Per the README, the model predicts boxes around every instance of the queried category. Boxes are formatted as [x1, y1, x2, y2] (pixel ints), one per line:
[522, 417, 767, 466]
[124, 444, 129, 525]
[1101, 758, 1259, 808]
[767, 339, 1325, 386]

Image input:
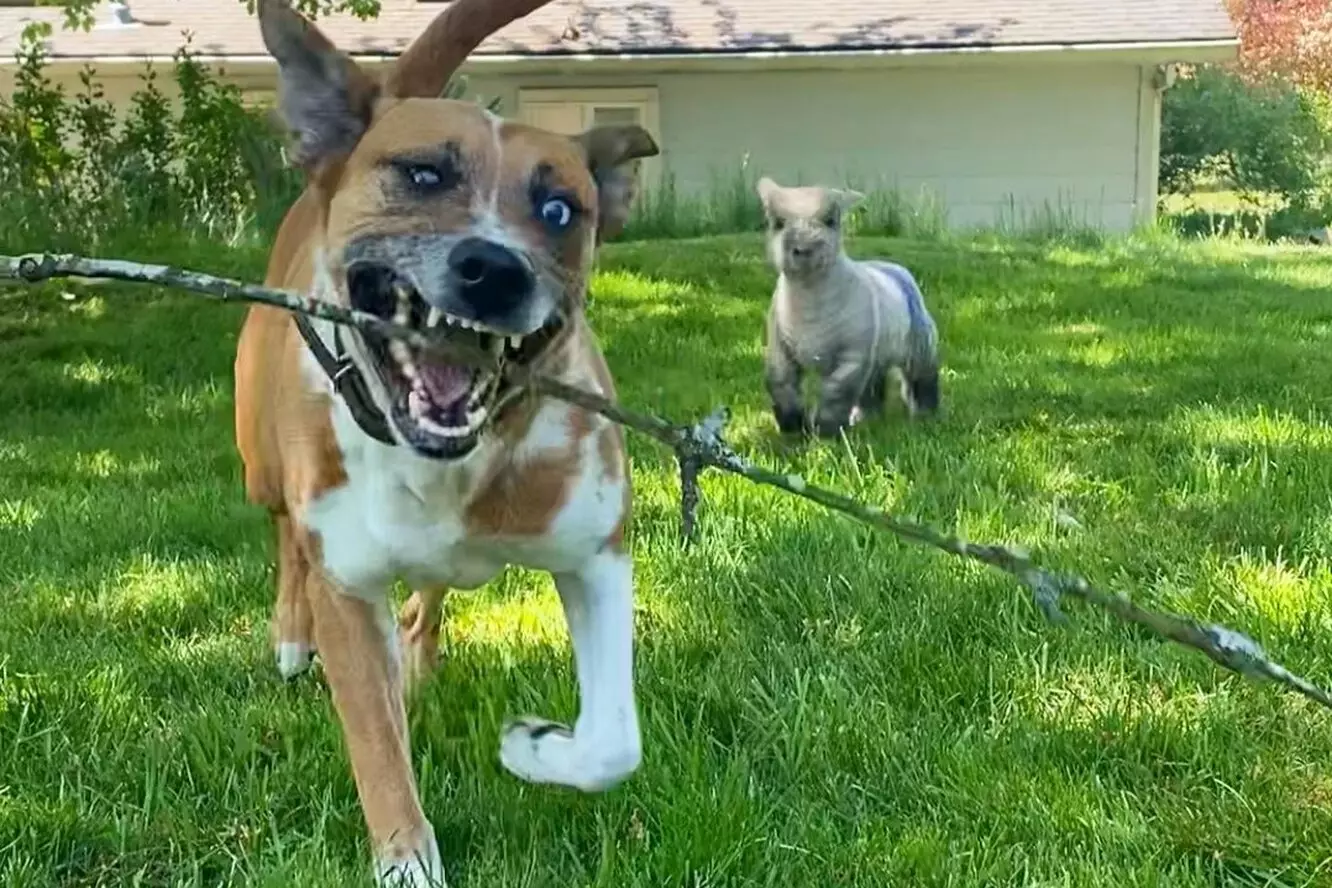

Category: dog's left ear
[574, 125, 660, 242]
[258, 0, 379, 172]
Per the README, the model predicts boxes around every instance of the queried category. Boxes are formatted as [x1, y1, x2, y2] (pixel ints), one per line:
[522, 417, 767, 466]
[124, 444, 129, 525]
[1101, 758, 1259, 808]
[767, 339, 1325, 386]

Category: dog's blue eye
[539, 198, 573, 229]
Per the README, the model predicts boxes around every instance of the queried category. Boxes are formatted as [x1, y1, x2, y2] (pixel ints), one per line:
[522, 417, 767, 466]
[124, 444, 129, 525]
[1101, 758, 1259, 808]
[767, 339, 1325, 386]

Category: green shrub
[1160, 64, 1332, 211]
[0, 22, 497, 253]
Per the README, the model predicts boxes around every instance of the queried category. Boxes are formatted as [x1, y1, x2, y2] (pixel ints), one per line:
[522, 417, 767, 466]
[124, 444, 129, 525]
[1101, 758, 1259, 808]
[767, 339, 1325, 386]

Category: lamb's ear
[257, 0, 378, 171]
[574, 125, 660, 242]
[834, 188, 865, 211]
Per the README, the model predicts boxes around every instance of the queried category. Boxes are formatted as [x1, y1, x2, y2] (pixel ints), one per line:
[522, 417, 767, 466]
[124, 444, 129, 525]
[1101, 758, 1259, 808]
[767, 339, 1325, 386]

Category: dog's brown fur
[232, 1, 656, 881]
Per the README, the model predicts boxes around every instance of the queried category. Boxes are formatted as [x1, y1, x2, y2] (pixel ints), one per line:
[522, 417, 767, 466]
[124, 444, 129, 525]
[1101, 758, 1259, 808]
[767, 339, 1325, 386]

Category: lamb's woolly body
[771, 255, 930, 384]
[757, 175, 940, 436]
[766, 251, 940, 435]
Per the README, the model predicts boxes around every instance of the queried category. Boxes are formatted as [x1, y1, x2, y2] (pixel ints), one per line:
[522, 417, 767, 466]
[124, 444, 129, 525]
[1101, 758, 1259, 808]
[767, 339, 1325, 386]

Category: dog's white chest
[301, 399, 624, 595]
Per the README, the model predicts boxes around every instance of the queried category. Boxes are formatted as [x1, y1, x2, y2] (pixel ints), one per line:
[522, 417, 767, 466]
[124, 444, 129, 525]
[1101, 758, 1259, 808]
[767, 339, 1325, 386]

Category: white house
[0, 0, 1239, 231]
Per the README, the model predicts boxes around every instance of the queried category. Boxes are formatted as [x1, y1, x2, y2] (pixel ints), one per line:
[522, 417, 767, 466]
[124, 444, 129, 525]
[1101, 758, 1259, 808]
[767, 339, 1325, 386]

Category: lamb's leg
[902, 361, 941, 416]
[764, 310, 806, 435]
[855, 363, 889, 420]
[814, 359, 870, 439]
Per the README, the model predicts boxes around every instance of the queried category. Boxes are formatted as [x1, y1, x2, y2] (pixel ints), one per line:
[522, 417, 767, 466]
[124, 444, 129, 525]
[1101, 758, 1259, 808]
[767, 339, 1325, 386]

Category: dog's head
[259, 0, 657, 461]
[756, 177, 862, 279]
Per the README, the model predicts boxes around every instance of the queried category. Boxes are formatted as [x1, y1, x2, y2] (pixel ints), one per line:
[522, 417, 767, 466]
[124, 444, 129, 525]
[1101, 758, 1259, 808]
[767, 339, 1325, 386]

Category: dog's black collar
[293, 313, 398, 447]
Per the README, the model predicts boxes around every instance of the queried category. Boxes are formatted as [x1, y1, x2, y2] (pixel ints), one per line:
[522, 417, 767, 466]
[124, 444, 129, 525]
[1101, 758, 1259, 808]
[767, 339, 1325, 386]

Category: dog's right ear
[756, 176, 780, 208]
[258, 0, 379, 171]
[574, 124, 660, 242]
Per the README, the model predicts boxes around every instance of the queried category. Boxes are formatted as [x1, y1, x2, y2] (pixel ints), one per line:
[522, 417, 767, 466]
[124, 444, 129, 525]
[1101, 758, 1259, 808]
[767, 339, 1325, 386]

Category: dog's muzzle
[340, 242, 563, 461]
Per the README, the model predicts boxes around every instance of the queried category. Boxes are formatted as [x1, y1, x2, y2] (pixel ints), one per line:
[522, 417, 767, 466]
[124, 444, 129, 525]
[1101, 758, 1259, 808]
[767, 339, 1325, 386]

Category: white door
[518, 89, 661, 189]
[520, 102, 585, 136]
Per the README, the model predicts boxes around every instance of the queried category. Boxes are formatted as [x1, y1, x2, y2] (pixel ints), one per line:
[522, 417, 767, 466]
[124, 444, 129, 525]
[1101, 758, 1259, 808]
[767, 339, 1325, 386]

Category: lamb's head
[756, 176, 863, 279]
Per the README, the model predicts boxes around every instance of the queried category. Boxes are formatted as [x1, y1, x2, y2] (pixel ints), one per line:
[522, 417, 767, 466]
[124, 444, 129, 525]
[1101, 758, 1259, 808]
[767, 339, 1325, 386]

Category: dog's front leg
[306, 569, 444, 887]
[500, 550, 641, 792]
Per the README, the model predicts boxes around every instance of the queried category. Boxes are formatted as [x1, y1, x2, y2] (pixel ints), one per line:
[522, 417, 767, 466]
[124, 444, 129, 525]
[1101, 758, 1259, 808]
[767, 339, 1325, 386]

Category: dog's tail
[871, 262, 941, 413]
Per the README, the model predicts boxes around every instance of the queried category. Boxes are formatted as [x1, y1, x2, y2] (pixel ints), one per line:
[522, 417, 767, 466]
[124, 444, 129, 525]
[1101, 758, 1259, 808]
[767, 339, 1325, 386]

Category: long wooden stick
[5, 251, 1330, 713]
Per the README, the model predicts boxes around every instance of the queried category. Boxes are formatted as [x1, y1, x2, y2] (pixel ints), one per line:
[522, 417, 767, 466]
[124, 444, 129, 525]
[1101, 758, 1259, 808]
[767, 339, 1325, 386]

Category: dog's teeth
[507, 335, 522, 351]
[390, 341, 411, 365]
[392, 283, 413, 319]
[427, 307, 442, 328]
[408, 390, 428, 419]
[418, 413, 474, 438]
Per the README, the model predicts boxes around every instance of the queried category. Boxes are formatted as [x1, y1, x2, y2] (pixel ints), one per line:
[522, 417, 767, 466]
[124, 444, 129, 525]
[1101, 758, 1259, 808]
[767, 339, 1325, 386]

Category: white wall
[468, 63, 1150, 231]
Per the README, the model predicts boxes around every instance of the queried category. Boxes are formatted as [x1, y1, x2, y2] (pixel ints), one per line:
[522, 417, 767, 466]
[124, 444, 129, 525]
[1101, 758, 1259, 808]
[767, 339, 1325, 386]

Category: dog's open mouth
[348, 265, 561, 459]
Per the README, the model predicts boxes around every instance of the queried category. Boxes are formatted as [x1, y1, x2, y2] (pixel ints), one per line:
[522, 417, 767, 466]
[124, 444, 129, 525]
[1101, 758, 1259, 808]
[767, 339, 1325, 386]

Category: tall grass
[622, 163, 1110, 246]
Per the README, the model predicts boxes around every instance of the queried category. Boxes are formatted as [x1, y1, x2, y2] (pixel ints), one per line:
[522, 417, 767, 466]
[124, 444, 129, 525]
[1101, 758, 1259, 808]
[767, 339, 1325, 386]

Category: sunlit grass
[3, 232, 1332, 886]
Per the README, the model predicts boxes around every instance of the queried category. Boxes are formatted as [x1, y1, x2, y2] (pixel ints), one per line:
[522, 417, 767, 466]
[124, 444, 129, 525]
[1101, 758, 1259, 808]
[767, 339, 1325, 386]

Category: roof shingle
[0, 0, 1238, 62]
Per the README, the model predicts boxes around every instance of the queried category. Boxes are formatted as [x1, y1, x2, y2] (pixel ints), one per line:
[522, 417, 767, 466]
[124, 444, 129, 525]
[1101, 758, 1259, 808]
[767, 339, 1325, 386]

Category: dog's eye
[823, 211, 840, 228]
[771, 217, 785, 231]
[403, 164, 446, 190]
[538, 197, 574, 230]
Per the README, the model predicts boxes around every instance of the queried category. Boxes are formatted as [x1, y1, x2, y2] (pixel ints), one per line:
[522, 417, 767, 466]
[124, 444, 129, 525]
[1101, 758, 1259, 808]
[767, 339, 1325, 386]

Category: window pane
[591, 106, 641, 128]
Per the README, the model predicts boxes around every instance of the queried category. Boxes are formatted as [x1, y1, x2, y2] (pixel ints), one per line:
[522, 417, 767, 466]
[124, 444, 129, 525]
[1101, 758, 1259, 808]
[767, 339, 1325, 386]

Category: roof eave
[17, 37, 1241, 72]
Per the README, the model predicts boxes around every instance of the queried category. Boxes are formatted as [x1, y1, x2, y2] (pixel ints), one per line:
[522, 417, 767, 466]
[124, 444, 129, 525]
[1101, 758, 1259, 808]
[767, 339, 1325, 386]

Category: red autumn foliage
[1227, 0, 1332, 91]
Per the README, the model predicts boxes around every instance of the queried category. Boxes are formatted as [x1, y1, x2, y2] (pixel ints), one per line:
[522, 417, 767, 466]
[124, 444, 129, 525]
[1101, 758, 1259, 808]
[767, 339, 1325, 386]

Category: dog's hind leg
[399, 587, 446, 701]
[500, 549, 641, 793]
[272, 513, 315, 680]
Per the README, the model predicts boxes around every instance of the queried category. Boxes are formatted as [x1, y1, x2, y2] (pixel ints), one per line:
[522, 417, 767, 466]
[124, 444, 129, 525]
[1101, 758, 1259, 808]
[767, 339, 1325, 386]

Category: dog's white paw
[275, 641, 315, 680]
[499, 717, 640, 792]
[374, 832, 446, 888]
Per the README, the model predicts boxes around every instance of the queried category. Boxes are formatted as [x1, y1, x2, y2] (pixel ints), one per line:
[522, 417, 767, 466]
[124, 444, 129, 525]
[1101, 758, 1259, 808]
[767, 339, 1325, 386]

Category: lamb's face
[757, 177, 862, 279]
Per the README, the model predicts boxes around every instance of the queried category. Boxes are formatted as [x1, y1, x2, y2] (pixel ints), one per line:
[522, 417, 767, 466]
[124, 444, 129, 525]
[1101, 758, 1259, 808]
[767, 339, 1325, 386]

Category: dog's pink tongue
[418, 362, 471, 407]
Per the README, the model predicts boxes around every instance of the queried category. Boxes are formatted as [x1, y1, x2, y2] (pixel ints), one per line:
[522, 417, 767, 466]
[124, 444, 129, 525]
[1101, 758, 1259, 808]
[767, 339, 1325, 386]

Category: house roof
[0, 0, 1238, 63]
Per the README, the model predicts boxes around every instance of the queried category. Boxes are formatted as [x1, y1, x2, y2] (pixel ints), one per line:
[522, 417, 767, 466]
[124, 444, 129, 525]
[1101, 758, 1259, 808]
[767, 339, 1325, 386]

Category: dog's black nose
[447, 237, 534, 319]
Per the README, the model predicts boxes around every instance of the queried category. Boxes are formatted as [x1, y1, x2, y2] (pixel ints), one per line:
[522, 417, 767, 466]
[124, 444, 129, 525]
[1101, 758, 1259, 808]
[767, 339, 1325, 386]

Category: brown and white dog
[232, 1, 658, 883]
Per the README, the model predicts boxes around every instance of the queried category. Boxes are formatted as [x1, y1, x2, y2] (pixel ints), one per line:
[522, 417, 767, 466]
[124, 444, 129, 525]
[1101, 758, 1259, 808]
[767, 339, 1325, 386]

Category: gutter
[17, 37, 1240, 66]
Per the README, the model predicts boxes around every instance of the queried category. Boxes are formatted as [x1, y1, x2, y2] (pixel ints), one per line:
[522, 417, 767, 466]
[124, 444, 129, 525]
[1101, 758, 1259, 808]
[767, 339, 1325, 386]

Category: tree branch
[5, 251, 1330, 713]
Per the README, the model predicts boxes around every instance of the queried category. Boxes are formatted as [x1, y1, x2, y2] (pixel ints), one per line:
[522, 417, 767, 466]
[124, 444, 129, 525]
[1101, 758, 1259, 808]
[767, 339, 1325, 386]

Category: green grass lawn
[4, 232, 1332, 887]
